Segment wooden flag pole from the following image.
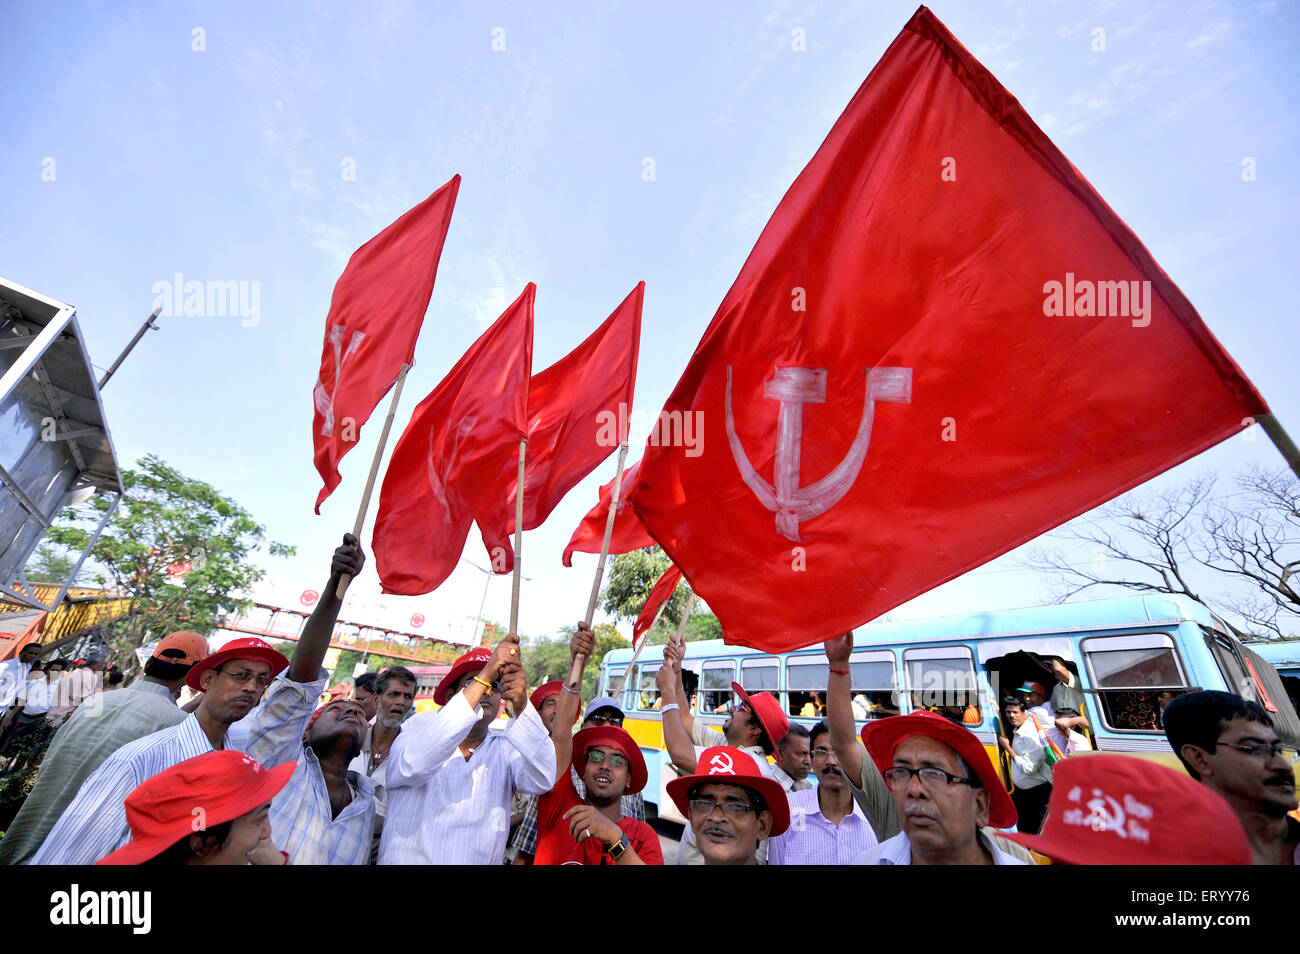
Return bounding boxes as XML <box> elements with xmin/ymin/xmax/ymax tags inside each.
<box><xmin>613</xmin><ymin>588</ymin><xmax>693</xmax><ymax>698</ymax></box>
<box><xmin>568</xmin><ymin>441</ymin><xmax>629</xmax><ymax>689</ymax></box>
<box><xmin>505</xmin><ymin>439</ymin><xmax>527</xmax><ymax>718</ymax></box>
<box><xmin>1257</xmin><ymin>413</ymin><xmax>1300</xmax><ymax>481</ymax></box>
<box><xmin>336</xmin><ymin>363</ymin><xmax>411</xmax><ymax>599</ymax></box>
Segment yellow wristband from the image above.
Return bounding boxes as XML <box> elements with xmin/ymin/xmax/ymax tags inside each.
<box><xmin>471</xmin><ymin>675</ymin><xmax>495</xmax><ymax>692</ymax></box>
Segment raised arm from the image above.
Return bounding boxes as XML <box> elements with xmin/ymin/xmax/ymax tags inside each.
<box><xmin>551</xmin><ymin>623</ymin><xmax>595</xmax><ymax>779</ymax></box>
<box><xmin>825</xmin><ymin>633</ymin><xmax>863</xmax><ymax>782</ymax></box>
<box><xmin>666</xmin><ymin>639</ymin><xmax>695</xmax><ymax>738</ymax></box>
<box><xmin>290</xmin><ymin>534</ymin><xmax>365</xmax><ymax>683</ymax></box>
<box><xmin>657</xmin><ymin>644</ymin><xmax>697</xmax><ymax>774</ymax></box>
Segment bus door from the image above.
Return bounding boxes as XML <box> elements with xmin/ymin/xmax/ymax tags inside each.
<box><xmin>978</xmin><ymin>637</ymin><xmax>1080</xmax><ymax>788</ymax></box>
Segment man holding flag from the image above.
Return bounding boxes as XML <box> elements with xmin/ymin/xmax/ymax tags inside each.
<box><xmin>998</xmin><ymin>699</ymin><xmax>1053</xmax><ymax>836</ymax></box>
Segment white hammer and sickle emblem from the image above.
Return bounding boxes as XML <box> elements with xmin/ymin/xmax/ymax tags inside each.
<box><xmin>725</xmin><ymin>365</ymin><xmax>912</xmax><ymax>542</ymax></box>
<box><xmin>708</xmin><ymin>752</ymin><xmax>735</xmax><ymax>775</ymax></box>
<box><xmin>313</xmin><ymin>323</ymin><xmax>367</xmax><ymax>438</ymax></box>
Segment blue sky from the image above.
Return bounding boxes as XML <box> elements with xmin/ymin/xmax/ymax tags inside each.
<box><xmin>5</xmin><ymin>0</ymin><xmax>1298</xmax><ymax>646</ymax></box>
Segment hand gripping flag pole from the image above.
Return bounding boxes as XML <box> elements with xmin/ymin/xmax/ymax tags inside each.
<box><xmin>614</xmin><ymin>589</ymin><xmax>695</xmax><ymax>699</ymax></box>
<box><xmin>336</xmin><ymin>363</ymin><xmax>411</xmax><ymax>599</ymax></box>
<box><xmin>567</xmin><ymin>441</ymin><xmax>629</xmax><ymax>690</ymax></box>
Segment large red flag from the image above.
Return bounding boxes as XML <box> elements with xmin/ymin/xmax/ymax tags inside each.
<box><xmin>313</xmin><ymin>175</ymin><xmax>460</xmax><ymax>514</ymax></box>
<box><xmin>627</xmin><ymin>7</ymin><xmax>1268</xmax><ymax>653</ymax></box>
<box><xmin>478</xmin><ymin>282</ymin><xmax>644</xmax><ymax>573</ymax></box>
<box><xmin>561</xmin><ymin>458</ymin><xmax>654</xmax><ymax>567</ymax></box>
<box><xmin>633</xmin><ymin>564</ymin><xmax>683</xmax><ymax>649</ymax></box>
<box><xmin>373</xmin><ymin>284</ymin><xmax>534</xmax><ymax>595</ymax></box>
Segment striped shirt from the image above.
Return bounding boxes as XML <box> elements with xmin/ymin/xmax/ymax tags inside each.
<box><xmin>254</xmin><ymin>676</ymin><xmax>377</xmax><ymax>866</ymax></box>
<box><xmin>854</xmin><ymin>829</ymin><xmax>1029</xmax><ymax>865</ymax></box>
<box><xmin>31</xmin><ymin>712</ymin><xmax>227</xmax><ymax>864</ymax></box>
<box><xmin>768</xmin><ymin>786</ymin><xmax>877</xmax><ymax>865</ymax></box>
<box><xmin>378</xmin><ymin>692</ymin><xmax>556</xmax><ymax>865</ymax></box>
<box><xmin>0</xmin><ymin>680</ymin><xmax>186</xmax><ymax>866</ymax></box>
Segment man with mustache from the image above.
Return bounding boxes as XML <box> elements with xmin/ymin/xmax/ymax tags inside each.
<box><xmin>824</xmin><ymin>633</ymin><xmax>1033</xmax><ymax>864</ymax></box>
<box><xmin>666</xmin><ymin>744</ymin><xmax>789</xmax><ymax>865</ymax></box>
<box><xmin>771</xmin><ymin>723</ymin><xmax>814</xmax><ymax>793</ymax></box>
<box><xmin>352</xmin><ymin>672</ymin><xmax>380</xmax><ymax>722</ymax></box>
<box><xmin>769</xmin><ymin>720</ymin><xmax>877</xmax><ymax>864</ymax></box>
<box><xmin>31</xmin><ymin>536</ymin><xmax>363</xmax><ymax>865</ymax></box>
<box><xmin>348</xmin><ymin>665</ymin><xmax>416</xmax><ymax>859</ymax></box>
<box><xmin>1164</xmin><ymin>690</ymin><xmax>1299</xmax><ymax>865</ymax></box>
<box><xmin>378</xmin><ymin>629</ymin><xmax>554</xmax><ymax>864</ymax></box>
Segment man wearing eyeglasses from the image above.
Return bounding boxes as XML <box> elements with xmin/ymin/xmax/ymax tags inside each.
<box><xmin>666</xmin><ymin>744</ymin><xmax>790</xmax><ymax>865</ymax></box>
<box><xmin>530</xmin><ymin>648</ymin><xmax>662</xmax><ymax>865</ymax></box>
<box><xmin>32</xmin><ymin>535</ymin><xmax>370</xmax><ymax>865</ymax></box>
<box><xmin>768</xmin><ymin>720</ymin><xmax>877</xmax><ymax>865</ymax></box>
<box><xmin>1164</xmin><ymin>689</ymin><xmax>1299</xmax><ymax>865</ymax></box>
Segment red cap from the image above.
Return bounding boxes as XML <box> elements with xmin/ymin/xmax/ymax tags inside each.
<box><xmin>150</xmin><ymin>631</ymin><xmax>209</xmax><ymax>666</ymax></box>
<box><xmin>433</xmin><ymin>647</ymin><xmax>493</xmax><ymax>706</ymax></box>
<box><xmin>1016</xmin><ymin>681</ymin><xmax>1048</xmax><ymax>697</ymax></box>
<box><xmin>529</xmin><ymin>680</ymin><xmax>565</xmax><ymax>711</ymax></box>
<box><xmin>862</xmin><ymin>711</ymin><xmax>1017</xmax><ymax>829</ymax></box>
<box><xmin>95</xmin><ymin>750</ymin><xmax>294</xmax><ymax>865</ymax></box>
<box><xmin>730</xmin><ymin>682</ymin><xmax>789</xmax><ymax>750</ymax></box>
<box><xmin>1005</xmin><ymin>754</ymin><xmax>1252</xmax><ymax>865</ymax></box>
<box><xmin>666</xmin><ymin>745</ymin><xmax>790</xmax><ymax>836</ymax></box>
<box><xmin>185</xmin><ymin>637</ymin><xmax>289</xmax><ymax>692</ymax></box>
<box><xmin>572</xmin><ymin>726</ymin><xmax>648</xmax><ymax>795</ymax></box>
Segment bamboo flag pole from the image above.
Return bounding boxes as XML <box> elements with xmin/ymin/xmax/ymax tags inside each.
<box><xmin>336</xmin><ymin>364</ymin><xmax>411</xmax><ymax>599</ymax></box>
<box><xmin>505</xmin><ymin>439</ymin><xmax>527</xmax><ymax>717</ymax></box>
<box><xmin>1257</xmin><ymin>414</ymin><xmax>1300</xmax><ymax>481</ymax></box>
<box><xmin>613</xmin><ymin>588</ymin><xmax>693</xmax><ymax>698</ymax></box>
<box><xmin>567</xmin><ymin>441</ymin><xmax>629</xmax><ymax>688</ymax></box>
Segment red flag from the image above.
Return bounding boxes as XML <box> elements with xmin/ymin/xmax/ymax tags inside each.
<box><xmin>633</xmin><ymin>564</ymin><xmax>683</xmax><ymax>648</ymax></box>
<box><xmin>373</xmin><ymin>284</ymin><xmax>534</xmax><ymax>595</ymax></box>
<box><xmin>627</xmin><ymin>7</ymin><xmax>1268</xmax><ymax>654</ymax></box>
<box><xmin>479</xmin><ymin>282</ymin><xmax>644</xmax><ymax>573</ymax></box>
<box><xmin>561</xmin><ymin>459</ymin><xmax>654</xmax><ymax>567</ymax></box>
<box><xmin>313</xmin><ymin>175</ymin><xmax>460</xmax><ymax>513</ymax></box>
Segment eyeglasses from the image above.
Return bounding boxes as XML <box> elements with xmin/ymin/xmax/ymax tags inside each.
<box><xmin>882</xmin><ymin>766</ymin><xmax>975</xmax><ymax>790</ymax></box>
<box><xmin>219</xmin><ymin>668</ymin><xmax>272</xmax><ymax>688</ymax></box>
<box><xmin>811</xmin><ymin>747</ymin><xmax>835</xmax><ymax>759</ymax></box>
<box><xmin>585</xmin><ymin>713</ymin><xmax>623</xmax><ymax>727</ymax></box>
<box><xmin>1214</xmin><ymin>740</ymin><xmax>1300</xmax><ymax>764</ymax></box>
<box><xmin>587</xmin><ymin>749</ymin><xmax>630</xmax><ymax>769</ymax></box>
<box><xmin>688</xmin><ymin>798</ymin><xmax>755</xmax><ymax>819</ymax></box>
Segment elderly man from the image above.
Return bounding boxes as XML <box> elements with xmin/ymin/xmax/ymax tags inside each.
<box><xmin>0</xmin><ymin>632</ymin><xmax>206</xmax><ymax>865</ymax></box>
<box><xmin>378</xmin><ymin>632</ymin><xmax>555</xmax><ymax>864</ymax></box>
<box><xmin>658</xmin><ymin>638</ymin><xmax>788</xmax><ymax>864</ymax></box>
<box><xmin>348</xmin><ymin>665</ymin><xmax>417</xmax><ymax>816</ymax></box>
<box><xmin>769</xmin><ymin>720</ymin><xmax>877</xmax><ymax>865</ymax></box>
<box><xmin>1164</xmin><ymin>690</ymin><xmax>1299</xmax><ymax>865</ymax></box>
<box><xmin>771</xmin><ymin>722</ymin><xmax>814</xmax><ymax>792</ymax></box>
<box><xmin>666</xmin><ymin>745</ymin><xmax>789</xmax><ymax>865</ymax></box>
<box><xmin>853</xmin><ymin>710</ymin><xmax>1027</xmax><ymax>865</ymax></box>
<box><xmin>824</xmin><ymin>633</ymin><xmax>1033</xmax><ymax>864</ymax></box>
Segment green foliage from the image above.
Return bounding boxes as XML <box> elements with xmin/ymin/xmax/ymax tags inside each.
<box><xmin>23</xmin><ymin>541</ymin><xmax>83</xmax><ymax>585</ymax></box>
<box><xmin>41</xmin><ymin>454</ymin><xmax>295</xmax><ymax>668</ymax></box>
<box><xmin>525</xmin><ymin>623</ymin><xmax>629</xmax><ymax>701</ymax></box>
<box><xmin>599</xmin><ymin>547</ymin><xmax>694</xmax><ymax>626</ymax></box>
<box><xmin>644</xmin><ymin>611</ymin><xmax>721</xmax><ymax>645</ymax></box>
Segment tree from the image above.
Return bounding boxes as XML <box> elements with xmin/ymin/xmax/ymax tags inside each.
<box><xmin>642</xmin><ymin>610</ymin><xmax>721</xmax><ymax>645</ymax></box>
<box><xmin>38</xmin><ymin>454</ymin><xmax>295</xmax><ymax>668</ymax></box>
<box><xmin>599</xmin><ymin>547</ymin><xmax>695</xmax><ymax>627</ymax></box>
<box><xmin>23</xmin><ymin>541</ymin><xmax>84</xmax><ymax>585</ymax></box>
<box><xmin>526</xmin><ymin>623</ymin><xmax>629</xmax><ymax>701</ymax></box>
<box><xmin>1023</xmin><ymin>466</ymin><xmax>1299</xmax><ymax>640</ymax></box>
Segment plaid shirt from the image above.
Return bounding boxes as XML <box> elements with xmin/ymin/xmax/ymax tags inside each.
<box><xmin>251</xmin><ymin>676</ymin><xmax>377</xmax><ymax>866</ymax></box>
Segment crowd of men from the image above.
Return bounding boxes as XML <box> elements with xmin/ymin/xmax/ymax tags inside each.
<box><xmin>0</xmin><ymin>534</ymin><xmax>1295</xmax><ymax>866</ymax></box>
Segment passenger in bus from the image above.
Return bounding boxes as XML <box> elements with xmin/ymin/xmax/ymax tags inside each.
<box><xmin>768</xmin><ymin>721</ymin><xmax>878</xmax><ymax>865</ymax></box>
<box><xmin>998</xmin><ymin>700</ymin><xmax>1053</xmax><ymax>835</ymax></box>
<box><xmin>824</xmin><ymin>633</ymin><xmax>1034</xmax><ymax>863</ymax></box>
<box><xmin>1016</xmin><ymin>681</ymin><xmax>1068</xmax><ymax>754</ymax></box>
<box><xmin>666</xmin><ymin>744</ymin><xmax>789</xmax><ymax>865</ymax></box>
<box><xmin>657</xmin><ymin>638</ymin><xmax>788</xmax><ymax>863</ymax></box>
<box><xmin>1004</xmin><ymin>753</ymin><xmax>1253</xmax><ymax>865</ymax></box>
<box><xmin>1053</xmin><ymin>708</ymin><xmax>1094</xmax><ymax>754</ymax></box>
<box><xmin>1163</xmin><ymin>690</ymin><xmax>1299</xmax><ymax>866</ymax></box>
<box><xmin>1154</xmin><ymin>690</ymin><xmax>1175</xmax><ymax>729</ymax></box>
<box><xmin>1047</xmin><ymin>658</ymin><xmax>1085</xmax><ymax>713</ymax></box>
<box><xmin>771</xmin><ymin>723</ymin><xmax>814</xmax><ymax>793</ymax></box>
<box><xmin>853</xmin><ymin>711</ymin><xmax>1028</xmax><ymax>865</ymax></box>
<box><xmin>530</xmin><ymin>651</ymin><xmax>662</xmax><ymax>865</ymax></box>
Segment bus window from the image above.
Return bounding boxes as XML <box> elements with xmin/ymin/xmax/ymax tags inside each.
<box><xmin>636</xmin><ymin>663</ymin><xmax>661</xmax><ymax>711</ymax></box>
<box><xmin>850</xmin><ymin>650</ymin><xmax>899</xmax><ymax>720</ymax></box>
<box><xmin>701</xmin><ymin>660</ymin><xmax>736</xmax><ymax>714</ymax></box>
<box><xmin>903</xmin><ymin>647</ymin><xmax>980</xmax><ymax>723</ymax></box>
<box><xmin>1082</xmin><ymin>633</ymin><xmax>1189</xmax><ymax>732</ymax></box>
<box><xmin>740</xmin><ymin>658</ymin><xmax>778</xmax><ymax>695</ymax></box>
<box><xmin>604</xmin><ymin>666</ymin><xmax>627</xmax><ymax>700</ymax></box>
<box><xmin>787</xmin><ymin>656</ymin><xmax>829</xmax><ymax>718</ymax></box>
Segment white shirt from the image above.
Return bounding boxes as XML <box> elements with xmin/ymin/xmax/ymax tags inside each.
<box><xmin>854</xmin><ymin>829</ymin><xmax>1029</xmax><ymax>865</ymax></box>
<box><xmin>22</xmin><ymin>675</ymin><xmax>52</xmax><ymax>716</ymax></box>
<box><xmin>378</xmin><ymin>692</ymin><xmax>556</xmax><ymax>865</ymax></box>
<box><xmin>1027</xmin><ymin>701</ymin><xmax>1067</xmax><ymax>754</ymax></box>
<box><xmin>769</xmin><ymin>786</ymin><xmax>877</xmax><ymax>865</ymax></box>
<box><xmin>1006</xmin><ymin>718</ymin><xmax>1052</xmax><ymax>789</ymax></box>
<box><xmin>0</xmin><ymin>659</ymin><xmax>32</xmax><ymax>713</ymax></box>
